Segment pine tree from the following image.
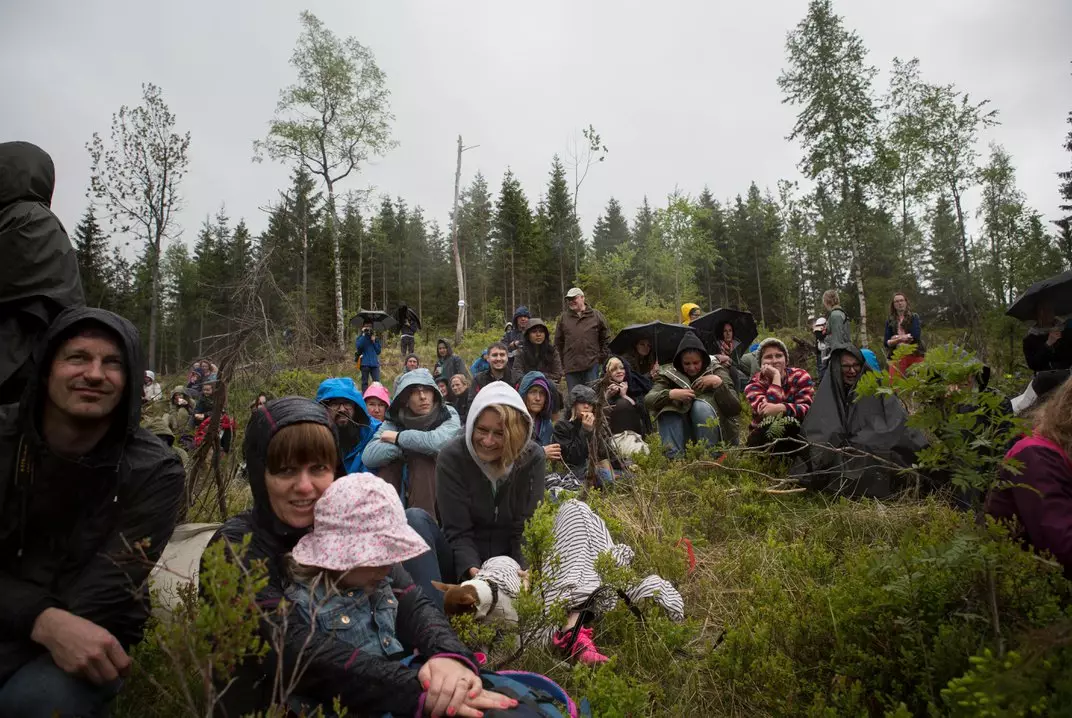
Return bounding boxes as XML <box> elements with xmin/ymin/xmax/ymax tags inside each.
<box><xmin>924</xmin><ymin>195</ymin><xmax>967</xmax><ymax>322</ymax></box>
<box><xmin>456</xmin><ymin>172</ymin><xmax>494</xmax><ymax>327</ymax></box>
<box><xmin>72</xmin><ymin>205</ymin><xmax>110</xmax><ymax>308</ymax></box>
<box><xmin>545</xmin><ymin>156</ymin><xmax>579</xmax><ymax>299</ymax></box>
<box><xmin>493</xmin><ymin>170</ymin><xmax>536</xmax><ymax>315</ymax></box>
<box><xmin>591</xmin><ymin>197</ymin><xmax>630</xmax><ymax>259</ymax></box>
<box><xmin>1056</xmin><ymin>84</ymin><xmax>1072</xmax><ymax>265</ymax></box>
<box><xmin>629</xmin><ymin>197</ymin><xmax>655</xmax><ymax>294</ymax></box>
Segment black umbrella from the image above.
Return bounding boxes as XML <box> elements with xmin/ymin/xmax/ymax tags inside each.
<box><xmin>349</xmin><ymin>310</ymin><xmax>397</xmax><ymax>333</ymax></box>
<box><xmin>609</xmin><ymin>321</ymin><xmax>696</xmax><ymax>364</ymax></box>
<box><xmin>395</xmin><ymin>304</ymin><xmax>421</xmax><ymax>331</ymax></box>
<box><xmin>1007</xmin><ymin>269</ymin><xmax>1072</xmax><ymax>322</ymax></box>
<box><xmin>691</xmin><ymin>308</ymin><xmax>758</xmax><ymax>353</ymax></box>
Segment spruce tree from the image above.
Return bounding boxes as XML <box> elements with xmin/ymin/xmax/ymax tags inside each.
<box><xmin>72</xmin><ymin>205</ymin><xmax>110</xmax><ymax>308</ymax></box>
<box><xmin>592</xmin><ymin>197</ymin><xmax>630</xmax><ymax>259</ymax></box>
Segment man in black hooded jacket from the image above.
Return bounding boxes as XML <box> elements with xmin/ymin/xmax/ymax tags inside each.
<box><xmin>0</xmin><ymin>308</ymin><xmax>184</xmax><ymax>716</ymax></box>
<box><xmin>0</xmin><ymin>142</ymin><xmax>86</xmax><ymax>405</ymax></box>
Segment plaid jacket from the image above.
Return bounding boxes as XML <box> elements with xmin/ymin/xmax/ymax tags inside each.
<box><xmin>745</xmin><ymin>366</ymin><xmax>815</xmax><ymax>430</ymax></box>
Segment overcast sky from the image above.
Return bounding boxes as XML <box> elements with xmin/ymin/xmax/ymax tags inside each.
<box><xmin>2</xmin><ymin>0</ymin><xmax>1069</xmax><ymax>250</ymax></box>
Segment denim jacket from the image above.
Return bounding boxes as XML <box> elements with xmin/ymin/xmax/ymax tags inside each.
<box><xmin>285</xmin><ymin>576</ymin><xmax>404</xmax><ymax>658</ymax></box>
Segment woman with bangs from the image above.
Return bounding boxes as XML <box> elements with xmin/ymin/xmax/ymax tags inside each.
<box><xmin>203</xmin><ymin>397</ymin><xmax>468</xmax><ymax>716</ymax></box>
<box><xmin>436</xmin><ymin>382</ymin><xmax>546</xmax><ymax>583</ymax></box>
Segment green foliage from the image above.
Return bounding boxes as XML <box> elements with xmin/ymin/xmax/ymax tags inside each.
<box><xmin>570</xmin><ymin>660</ymin><xmax>652</xmax><ymax>718</ymax></box>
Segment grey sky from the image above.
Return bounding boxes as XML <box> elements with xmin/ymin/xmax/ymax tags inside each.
<box><xmin>2</xmin><ymin>0</ymin><xmax>1069</xmax><ymax>251</ymax></box>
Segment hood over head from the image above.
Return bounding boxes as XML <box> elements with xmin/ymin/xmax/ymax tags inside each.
<box><xmin>315</xmin><ymin>377</ymin><xmax>372</xmax><ymax>427</ymax></box>
<box><xmin>828</xmin><ymin>344</ymin><xmax>870</xmax><ymax>400</ymax></box>
<box><xmin>464</xmin><ymin>380</ymin><xmax>532</xmax><ymax>470</ymax></box>
<box><xmin>523</xmin><ymin>318</ymin><xmax>550</xmax><ymax>338</ymax></box>
<box><xmin>245</xmin><ymin>396</ymin><xmax>340</xmax><ymax>538</ymax></box>
<box><xmin>388</xmin><ymin>368</ymin><xmax>447</xmax><ymax>423</ymax></box>
<box><xmin>436</xmin><ymin>338</ymin><xmax>454</xmax><ymax>356</ymax></box>
<box><xmin>672</xmin><ymin>332</ymin><xmax>711</xmax><ymax>375</ymax></box>
<box><xmin>0</xmin><ymin>141</ymin><xmax>55</xmax><ymax>208</ymax></box>
<box><xmin>23</xmin><ymin>307</ymin><xmax>145</xmax><ymax>445</ymax></box>
<box><xmin>512</xmin><ymin>305</ymin><xmax>531</xmax><ymax>323</ymax></box>
<box><xmin>170</xmin><ymin>385</ymin><xmax>189</xmax><ymax>399</ymax></box>
<box><xmin>145</xmin><ymin>413</ymin><xmax>174</xmax><ymax>444</ymax></box>
<box><xmin>518</xmin><ymin>370</ymin><xmax>554</xmax><ymax>420</ymax></box>
<box><xmin>680</xmin><ymin>302</ymin><xmax>701</xmax><ymax>325</ymax></box>
<box><xmin>145</xmin><ymin>370</ymin><xmax>156</xmax><ymax>382</ymax></box>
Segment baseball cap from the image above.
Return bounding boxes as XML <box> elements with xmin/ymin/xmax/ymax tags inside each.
<box><xmin>565</xmin><ymin>287</ymin><xmax>584</xmax><ymax>299</ymax></box>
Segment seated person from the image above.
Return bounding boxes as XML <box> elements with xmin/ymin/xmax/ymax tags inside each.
<box><xmin>518</xmin><ymin>371</ymin><xmax>561</xmax><ymax>462</ymax></box>
<box><xmin>513</xmin><ymin>318</ymin><xmax>564</xmax><ymax>383</ymax></box>
<box><xmin>471</xmin><ymin>342</ymin><xmax>513</xmax><ymax>396</ymax></box>
<box><xmin>792</xmin><ymin>345</ymin><xmax>925</xmax><ymax>498</ymax></box>
<box><xmin>622</xmin><ymin>338</ymin><xmax>658</xmax><ymax>380</ymax></box>
<box><xmin>448</xmin><ymin>373</ymin><xmax>473</xmax><ymax>423</ymax></box>
<box><xmin>713</xmin><ymin>321</ymin><xmax>748</xmax><ymax>390</ymax></box>
<box><xmin>362</xmin><ymin>368</ymin><xmax>461</xmax><ymax>519</ymax></box>
<box><xmin>987</xmin><ymin>375</ymin><xmax>1072</xmax><ymax>577</ymax></box>
<box><xmin>554</xmin><ymin>385</ymin><xmax>613</xmax><ymax>482</ymax></box>
<box><xmin>436</xmin><ymin>381</ymin><xmax>546</xmax><ymax>583</ymax></box>
<box><xmin>602</xmin><ymin>356</ymin><xmax>652</xmax><ymax>458</ymax></box>
<box><xmin>645</xmin><ymin>333</ymin><xmax>741</xmax><ymax>457</ymax></box>
<box><xmin>284</xmin><ymin>473</ymin><xmax>515</xmax><ymax>717</ymax></box>
<box><xmin>394</xmin><ymin>354</ymin><xmax>421</xmax><ymax>393</ymax></box>
<box><xmin>435</xmin><ymin>376</ymin><xmax>450</xmax><ymax>398</ymax></box>
<box><xmin>0</xmin><ymin>308</ymin><xmax>183</xmax><ymax>717</ymax></box>
<box><xmin>362</xmin><ymin>382</ymin><xmax>389</xmax><ymax>423</ymax></box>
<box><xmin>744</xmin><ymin>338</ymin><xmax>814</xmax><ymax>452</ymax></box>
<box><xmin>315</xmin><ymin>377</ymin><xmax>379</xmax><ymax>474</ymax></box>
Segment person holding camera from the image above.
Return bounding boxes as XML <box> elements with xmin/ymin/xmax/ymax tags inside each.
<box><xmin>355</xmin><ymin>321</ymin><xmax>382</xmax><ymax>392</ymax></box>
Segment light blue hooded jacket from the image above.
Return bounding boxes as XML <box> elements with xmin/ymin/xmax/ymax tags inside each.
<box><xmin>362</xmin><ymin>368</ymin><xmax>461</xmax><ymax>469</ymax></box>
<box><xmin>315</xmin><ymin>377</ymin><xmax>380</xmax><ymax>474</ymax></box>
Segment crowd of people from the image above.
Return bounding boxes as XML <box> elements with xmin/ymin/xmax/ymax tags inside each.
<box><xmin>4</xmin><ymin>141</ymin><xmax>1072</xmax><ymax>716</ymax></box>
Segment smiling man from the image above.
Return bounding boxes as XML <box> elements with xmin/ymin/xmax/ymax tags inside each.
<box><xmin>0</xmin><ymin>308</ymin><xmax>184</xmax><ymax>717</ymax></box>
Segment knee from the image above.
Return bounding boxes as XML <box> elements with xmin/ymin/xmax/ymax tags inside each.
<box><xmin>0</xmin><ymin>659</ymin><xmax>117</xmax><ymax>716</ymax></box>
<box><xmin>406</xmin><ymin>507</ymin><xmax>436</xmax><ymax>537</ymax></box>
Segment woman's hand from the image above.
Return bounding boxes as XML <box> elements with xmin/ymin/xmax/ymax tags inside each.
<box><xmin>760</xmin><ymin>366</ymin><xmax>781</xmax><ymax>386</ymax></box>
<box><xmin>381</xmin><ymin>430</ymin><xmax>399</xmax><ymax>444</ymax></box>
<box><xmin>715</xmin><ymin>354</ymin><xmax>731</xmax><ymax>365</ymax></box>
<box><xmin>693</xmin><ymin>374</ymin><xmax>722</xmax><ymax>391</ymax></box>
<box><xmin>419</xmin><ymin>657</ymin><xmax>481</xmax><ymax>717</ymax></box>
<box><xmin>650</xmin><ymin>362</ymin><xmax>660</xmax><ymax>378</ymax></box>
<box><xmin>580</xmin><ymin>410</ymin><xmax>597</xmax><ymax>432</ymax></box>
<box><xmin>468</xmin><ymin>567</ymin><xmax>480</xmax><ymax>579</ymax></box>
<box><xmin>461</xmin><ymin>689</ymin><xmax>520</xmax><ymax>716</ymax></box>
<box><xmin>1049</xmin><ymin>330</ymin><xmax>1064</xmax><ymax>347</ymax></box>
<box><xmin>543</xmin><ymin>443</ymin><xmax>562</xmax><ymax>462</ymax></box>
<box><xmin>761</xmin><ymin>402</ymin><xmax>786</xmax><ymax>417</ymax></box>
<box><xmin>669</xmin><ymin>388</ymin><xmax>695</xmax><ymax>403</ymax></box>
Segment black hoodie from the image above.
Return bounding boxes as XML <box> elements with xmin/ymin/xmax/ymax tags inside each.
<box><xmin>0</xmin><ymin>307</ymin><xmax>183</xmax><ymax>680</ymax></box>
<box><xmin>0</xmin><ymin>142</ymin><xmax>85</xmax><ymax>405</ymax></box>
<box><xmin>205</xmin><ymin>397</ymin><xmax>471</xmax><ymax>717</ymax></box>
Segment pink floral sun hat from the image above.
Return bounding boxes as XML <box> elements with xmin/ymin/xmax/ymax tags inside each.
<box><xmin>292</xmin><ymin>473</ymin><xmax>429</xmax><ymax>570</ymax></box>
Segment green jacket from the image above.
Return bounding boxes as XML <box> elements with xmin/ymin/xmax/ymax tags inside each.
<box><xmin>645</xmin><ymin>333</ymin><xmax>741</xmax><ymax>445</ymax></box>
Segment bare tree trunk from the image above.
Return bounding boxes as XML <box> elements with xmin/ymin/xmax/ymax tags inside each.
<box><xmin>854</xmin><ymin>253</ymin><xmax>868</xmax><ymax>348</ymax></box>
<box><xmin>324</xmin><ymin>182</ymin><xmax>344</xmax><ymax>352</ymax></box>
<box><xmin>510</xmin><ymin>249</ymin><xmax>516</xmax><ymax>312</ymax></box>
<box><xmin>450</xmin><ymin>135</ymin><xmax>466</xmax><ymax>345</ymax></box>
<box><xmin>301</xmin><ymin>204</ymin><xmax>309</xmax><ymax>319</ymax></box>
<box><xmin>148</xmin><ymin>231</ymin><xmax>162</xmax><ymax>369</ymax></box>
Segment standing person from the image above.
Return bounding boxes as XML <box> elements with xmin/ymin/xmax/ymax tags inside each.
<box><xmin>502</xmin><ymin>305</ymin><xmax>531</xmax><ymax>369</ymax></box>
<box><xmin>399</xmin><ymin>314</ymin><xmax>417</xmax><ymax>357</ymax></box>
<box><xmin>362</xmin><ymin>369</ymin><xmax>461</xmax><ymax>519</ymax></box>
<box><xmin>202</xmin><ymin>397</ymin><xmax>473</xmax><ymax>716</ymax></box>
<box><xmin>168</xmin><ymin>386</ymin><xmax>194</xmax><ymax>449</ymax></box>
<box><xmin>448</xmin><ymin>374</ymin><xmax>473</xmax><ymax>423</ymax></box>
<box><xmin>680</xmin><ymin>302</ymin><xmax>702</xmax><ymax>325</ymax></box>
<box><xmin>0</xmin><ymin>308</ymin><xmax>184</xmax><ymax>717</ymax></box>
<box><xmin>518</xmin><ymin>371</ymin><xmax>561</xmax><ymax>459</ymax></box>
<box><xmin>0</xmin><ymin>142</ymin><xmax>86</xmax><ymax>406</ymax></box>
<box><xmin>820</xmin><ymin>290</ymin><xmax>852</xmax><ymax>379</ymax></box>
<box><xmin>554</xmin><ymin>287</ymin><xmax>610</xmax><ymax>392</ymax></box>
<box><xmin>745</xmin><ymin>338</ymin><xmax>815</xmax><ymax>451</ymax></box>
<box><xmin>645</xmin><ymin>333</ymin><xmax>741</xmax><ymax>457</ymax></box>
<box><xmin>470</xmin><ymin>342</ymin><xmax>513</xmax><ymax>395</ymax></box>
<box><xmin>362</xmin><ymin>382</ymin><xmax>390</xmax><ymax>423</ymax></box>
<box><xmin>316</xmin><ymin>377</ymin><xmax>379</xmax><ymax>474</ymax></box>
<box><xmin>884</xmin><ymin>292</ymin><xmax>924</xmax><ymax>378</ymax></box>
<box><xmin>433</xmin><ymin>338</ymin><xmax>469</xmax><ymax>383</ymax></box>
<box><xmin>354</xmin><ymin>320</ymin><xmax>382</xmax><ymax>392</ymax></box>
<box><xmin>812</xmin><ymin>317</ymin><xmax>827</xmax><ymax>376</ymax></box>
<box><xmin>436</xmin><ymin>382</ymin><xmax>546</xmax><ymax>583</ymax></box>
<box><xmin>514</xmin><ymin>318</ymin><xmax>565</xmax><ymax>383</ymax></box>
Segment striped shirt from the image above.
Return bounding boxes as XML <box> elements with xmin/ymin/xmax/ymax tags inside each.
<box><xmin>473</xmin><ymin>555</ymin><xmax>523</xmax><ymax>598</ymax></box>
<box><xmin>745</xmin><ymin>366</ymin><xmax>815</xmax><ymax>430</ymax></box>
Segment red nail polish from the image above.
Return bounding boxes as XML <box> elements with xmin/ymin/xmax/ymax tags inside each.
<box><xmin>448</xmin><ymin>708</ymin><xmax>455</xmax><ymax>716</ymax></box>
<box><xmin>422</xmin><ymin>681</ymin><xmax>429</xmax><ymax>690</ymax></box>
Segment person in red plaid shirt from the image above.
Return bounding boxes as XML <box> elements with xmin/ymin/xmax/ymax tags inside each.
<box><xmin>745</xmin><ymin>338</ymin><xmax>815</xmax><ymax>452</ymax></box>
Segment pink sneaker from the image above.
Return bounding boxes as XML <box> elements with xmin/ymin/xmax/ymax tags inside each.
<box><xmin>553</xmin><ymin>626</ymin><xmax>609</xmax><ymax>665</ymax></box>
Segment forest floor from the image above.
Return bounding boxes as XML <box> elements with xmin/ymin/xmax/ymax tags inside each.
<box><xmin>115</xmin><ymin>330</ymin><xmax>1071</xmax><ymax>717</ymax></box>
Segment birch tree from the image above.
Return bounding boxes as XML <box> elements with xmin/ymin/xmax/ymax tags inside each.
<box><xmin>88</xmin><ymin>83</ymin><xmax>189</xmax><ymax>369</ymax></box>
<box><xmin>256</xmin><ymin>11</ymin><xmax>395</xmax><ymax>351</ymax></box>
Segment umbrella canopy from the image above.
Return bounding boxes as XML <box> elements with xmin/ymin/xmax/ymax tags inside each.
<box><xmin>349</xmin><ymin>310</ymin><xmax>397</xmax><ymax>333</ymax></box>
<box><xmin>609</xmin><ymin>321</ymin><xmax>696</xmax><ymax>365</ymax></box>
<box><xmin>395</xmin><ymin>304</ymin><xmax>421</xmax><ymax>331</ymax></box>
<box><xmin>691</xmin><ymin>308</ymin><xmax>758</xmax><ymax>353</ymax></box>
<box><xmin>1007</xmin><ymin>269</ymin><xmax>1072</xmax><ymax>322</ymax></box>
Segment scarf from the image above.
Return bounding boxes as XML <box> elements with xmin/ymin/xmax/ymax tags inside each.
<box><xmin>398</xmin><ymin>405</ymin><xmax>441</xmax><ymax>431</ymax></box>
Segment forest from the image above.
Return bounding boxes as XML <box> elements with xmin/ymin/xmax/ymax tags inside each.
<box><xmin>31</xmin><ymin>0</ymin><xmax>1072</xmax><ymax>715</ymax></box>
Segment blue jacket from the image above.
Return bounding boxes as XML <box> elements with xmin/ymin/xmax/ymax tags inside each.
<box><xmin>883</xmin><ymin>313</ymin><xmax>922</xmax><ymax>358</ymax></box>
<box><xmin>285</xmin><ymin>576</ymin><xmax>404</xmax><ymax>659</ymax></box>
<box><xmin>315</xmin><ymin>377</ymin><xmax>380</xmax><ymax>473</ymax></box>
<box><xmin>355</xmin><ymin>332</ymin><xmax>382</xmax><ymax>368</ymax></box>
<box><xmin>362</xmin><ymin>369</ymin><xmax>461</xmax><ymax>469</ymax></box>
<box><xmin>518</xmin><ymin>371</ymin><xmax>555</xmax><ymax>446</ymax></box>
<box><xmin>470</xmin><ymin>352</ymin><xmax>490</xmax><ymax>378</ymax></box>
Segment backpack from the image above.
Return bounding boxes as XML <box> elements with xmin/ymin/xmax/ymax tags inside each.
<box><xmin>478</xmin><ymin>671</ymin><xmax>590</xmax><ymax>718</ymax></box>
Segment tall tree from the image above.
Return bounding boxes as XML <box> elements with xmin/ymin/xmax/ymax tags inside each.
<box><xmin>88</xmin><ymin>82</ymin><xmax>190</xmax><ymax>367</ymax></box>
<box><xmin>256</xmin><ymin>11</ymin><xmax>395</xmax><ymax>351</ymax></box>
<box><xmin>72</xmin><ymin>204</ymin><xmax>110</xmax><ymax>308</ymax></box>
<box><xmin>456</xmin><ymin>171</ymin><xmax>494</xmax><ymax>327</ymax></box>
<box><xmin>545</xmin><ymin>156</ymin><xmax>579</xmax><ymax>299</ymax></box>
<box><xmin>978</xmin><ymin>144</ymin><xmax>1025</xmax><ymax>307</ymax></box>
<box><xmin>565</xmin><ymin>125</ymin><xmax>608</xmax><ymax>280</ymax></box>
<box><xmin>1056</xmin><ymin>79</ymin><xmax>1072</xmax><ymax>264</ymax></box>
<box><xmin>592</xmin><ymin>197</ymin><xmax>631</xmax><ymax>260</ymax></box>
<box><xmin>779</xmin><ymin>0</ymin><xmax>878</xmax><ymax>346</ymax></box>
<box><xmin>493</xmin><ymin>170</ymin><xmax>535</xmax><ymax>315</ymax></box>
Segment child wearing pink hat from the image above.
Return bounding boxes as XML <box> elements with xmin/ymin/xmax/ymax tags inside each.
<box><xmin>363</xmin><ymin>382</ymin><xmax>390</xmax><ymax>423</ymax></box>
<box><xmin>285</xmin><ymin>473</ymin><xmax>517</xmax><ymax>716</ymax></box>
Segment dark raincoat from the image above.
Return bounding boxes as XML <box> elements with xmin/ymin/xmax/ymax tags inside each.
<box><xmin>0</xmin><ymin>308</ymin><xmax>184</xmax><ymax>681</ymax></box>
<box><xmin>204</xmin><ymin>397</ymin><xmax>472</xmax><ymax>716</ymax></box>
<box><xmin>0</xmin><ymin>142</ymin><xmax>85</xmax><ymax>405</ymax></box>
<box><xmin>792</xmin><ymin>345</ymin><xmax>926</xmax><ymax>498</ymax></box>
